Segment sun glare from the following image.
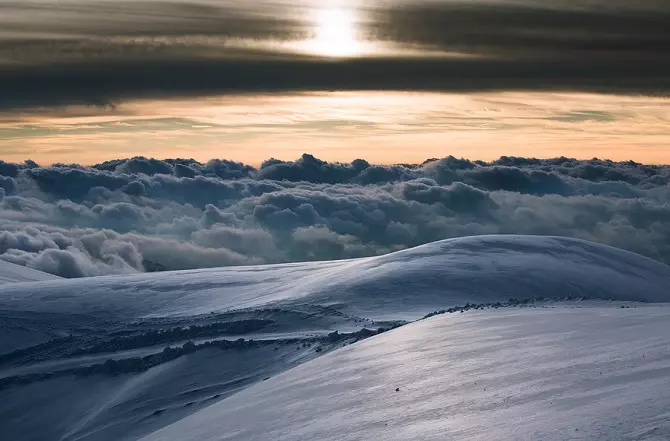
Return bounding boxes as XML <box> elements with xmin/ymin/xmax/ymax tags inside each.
<box><xmin>305</xmin><ymin>8</ymin><xmax>360</xmax><ymax>57</ymax></box>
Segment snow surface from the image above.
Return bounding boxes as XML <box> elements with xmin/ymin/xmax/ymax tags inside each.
<box><xmin>0</xmin><ymin>258</ymin><xmax>61</xmax><ymax>285</ymax></box>
<box><xmin>2</xmin><ymin>235</ymin><xmax>670</xmax><ymax>441</ymax></box>
<box><xmin>143</xmin><ymin>304</ymin><xmax>670</xmax><ymax>441</ymax></box>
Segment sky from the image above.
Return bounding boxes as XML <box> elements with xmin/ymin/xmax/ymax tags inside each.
<box><xmin>1</xmin><ymin>0</ymin><xmax>669</xmax><ymax>165</ymax></box>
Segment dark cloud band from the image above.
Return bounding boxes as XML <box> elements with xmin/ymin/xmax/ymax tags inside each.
<box><xmin>2</xmin><ymin>57</ymin><xmax>669</xmax><ymax>109</ymax></box>
<box><xmin>1</xmin><ymin>0</ymin><xmax>669</xmax><ymax>108</ymax></box>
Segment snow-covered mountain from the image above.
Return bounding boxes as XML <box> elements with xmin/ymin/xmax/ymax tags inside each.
<box><xmin>1</xmin><ymin>235</ymin><xmax>669</xmax><ymax>441</ymax></box>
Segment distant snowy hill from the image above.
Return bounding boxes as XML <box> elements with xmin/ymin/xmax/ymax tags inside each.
<box><xmin>0</xmin><ymin>259</ymin><xmax>61</xmax><ymax>285</ymax></box>
<box><xmin>1</xmin><ymin>235</ymin><xmax>670</xmax><ymax>441</ymax></box>
<box><xmin>143</xmin><ymin>304</ymin><xmax>670</xmax><ymax>441</ymax></box>
<box><xmin>2</xmin><ymin>235</ymin><xmax>669</xmax><ymax>321</ymax></box>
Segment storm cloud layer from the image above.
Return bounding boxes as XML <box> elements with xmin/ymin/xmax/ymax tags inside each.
<box><xmin>1</xmin><ymin>154</ymin><xmax>670</xmax><ymax>278</ymax></box>
<box><xmin>1</xmin><ymin>0</ymin><xmax>669</xmax><ymax>108</ymax></box>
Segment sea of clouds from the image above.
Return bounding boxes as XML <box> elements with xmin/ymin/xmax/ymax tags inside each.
<box><xmin>0</xmin><ymin>154</ymin><xmax>669</xmax><ymax>277</ymax></box>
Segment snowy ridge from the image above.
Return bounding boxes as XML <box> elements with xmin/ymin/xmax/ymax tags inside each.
<box><xmin>2</xmin><ymin>235</ymin><xmax>670</xmax><ymax>321</ymax></box>
<box><xmin>0</xmin><ymin>259</ymin><xmax>61</xmax><ymax>285</ymax></box>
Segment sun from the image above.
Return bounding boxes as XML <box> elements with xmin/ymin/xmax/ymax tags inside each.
<box><xmin>305</xmin><ymin>8</ymin><xmax>361</xmax><ymax>57</ymax></box>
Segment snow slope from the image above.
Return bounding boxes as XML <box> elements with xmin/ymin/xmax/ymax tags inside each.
<box><xmin>2</xmin><ymin>235</ymin><xmax>670</xmax><ymax>321</ymax></box>
<box><xmin>0</xmin><ymin>258</ymin><xmax>61</xmax><ymax>284</ymax></box>
<box><xmin>143</xmin><ymin>304</ymin><xmax>670</xmax><ymax>441</ymax></box>
<box><xmin>2</xmin><ymin>235</ymin><xmax>670</xmax><ymax>441</ymax></box>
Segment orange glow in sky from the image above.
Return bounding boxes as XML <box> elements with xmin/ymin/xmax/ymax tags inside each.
<box><xmin>1</xmin><ymin>91</ymin><xmax>669</xmax><ymax>165</ymax></box>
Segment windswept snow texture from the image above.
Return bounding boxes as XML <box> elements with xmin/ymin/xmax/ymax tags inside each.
<box><xmin>1</xmin><ymin>235</ymin><xmax>670</xmax><ymax>322</ymax></box>
<box><xmin>0</xmin><ymin>259</ymin><xmax>61</xmax><ymax>284</ymax></box>
<box><xmin>2</xmin><ymin>235</ymin><xmax>670</xmax><ymax>441</ymax></box>
<box><xmin>144</xmin><ymin>304</ymin><xmax>670</xmax><ymax>441</ymax></box>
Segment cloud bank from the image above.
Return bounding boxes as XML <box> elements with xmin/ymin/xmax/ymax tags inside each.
<box><xmin>1</xmin><ymin>154</ymin><xmax>670</xmax><ymax>278</ymax></box>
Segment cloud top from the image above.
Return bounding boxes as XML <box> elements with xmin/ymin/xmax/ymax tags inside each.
<box><xmin>2</xmin><ymin>154</ymin><xmax>670</xmax><ymax>278</ymax></box>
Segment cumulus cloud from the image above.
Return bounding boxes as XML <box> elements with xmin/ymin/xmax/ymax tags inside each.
<box><xmin>1</xmin><ymin>154</ymin><xmax>670</xmax><ymax>278</ymax></box>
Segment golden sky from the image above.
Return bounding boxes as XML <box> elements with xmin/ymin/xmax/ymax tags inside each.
<box><xmin>1</xmin><ymin>91</ymin><xmax>669</xmax><ymax>165</ymax></box>
<box><xmin>1</xmin><ymin>1</ymin><xmax>668</xmax><ymax>165</ymax></box>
